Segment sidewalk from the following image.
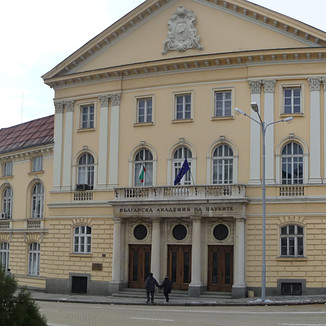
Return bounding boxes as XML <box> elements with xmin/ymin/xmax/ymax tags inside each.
<box><xmin>30</xmin><ymin>290</ymin><xmax>326</xmax><ymax>306</ymax></box>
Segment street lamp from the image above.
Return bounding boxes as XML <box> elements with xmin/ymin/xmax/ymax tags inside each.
<box><xmin>235</xmin><ymin>103</ymin><xmax>293</xmax><ymax>302</ymax></box>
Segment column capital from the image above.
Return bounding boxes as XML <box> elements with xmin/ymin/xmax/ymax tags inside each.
<box><xmin>248</xmin><ymin>80</ymin><xmax>262</xmax><ymax>94</ymax></box>
<box><xmin>262</xmin><ymin>80</ymin><xmax>276</xmax><ymax>93</ymax></box>
<box><xmin>190</xmin><ymin>216</ymin><xmax>202</xmax><ymax>221</ymax></box>
<box><xmin>308</xmin><ymin>77</ymin><xmax>321</xmax><ymax>91</ymax></box>
<box><xmin>98</xmin><ymin>95</ymin><xmax>110</xmax><ymax>107</ymax></box>
<box><xmin>109</xmin><ymin>93</ymin><xmax>121</xmax><ymax>106</ymax></box>
<box><xmin>54</xmin><ymin>101</ymin><xmax>64</xmax><ymax>114</ymax></box>
<box><xmin>65</xmin><ymin>100</ymin><xmax>74</xmax><ymax>112</ymax></box>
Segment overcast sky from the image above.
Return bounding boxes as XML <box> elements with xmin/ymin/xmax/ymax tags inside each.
<box><xmin>1</xmin><ymin>0</ymin><xmax>325</xmax><ymax>128</ymax></box>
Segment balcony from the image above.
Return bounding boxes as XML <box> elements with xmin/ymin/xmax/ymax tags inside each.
<box><xmin>114</xmin><ymin>184</ymin><xmax>246</xmax><ymax>202</ymax></box>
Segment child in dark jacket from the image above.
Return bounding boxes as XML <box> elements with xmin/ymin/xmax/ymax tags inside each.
<box><xmin>160</xmin><ymin>276</ymin><xmax>172</xmax><ymax>302</ymax></box>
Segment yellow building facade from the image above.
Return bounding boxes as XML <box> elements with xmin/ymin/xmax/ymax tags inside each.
<box><xmin>1</xmin><ymin>0</ymin><xmax>326</xmax><ymax>298</ymax></box>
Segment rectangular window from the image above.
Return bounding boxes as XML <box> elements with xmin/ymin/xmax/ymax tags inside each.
<box><xmin>3</xmin><ymin>162</ymin><xmax>12</xmax><ymax>176</ymax></box>
<box><xmin>81</xmin><ymin>105</ymin><xmax>95</xmax><ymax>129</ymax></box>
<box><xmin>32</xmin><ymin>156</ymin><xmax>43</xmax><ymax>172</ymax></box>
<box><xmin>175</xmin><ymin>94</ymin><xmax>191</xmax><ymax>120</ymax></box>
<box><xmin>214</xmin><ymin>91</ymin><xmax>232</xmax><ymax>117</ymax></box>
<box><xmin>283</xmin><ymin>87</ymin><xmax>301</xmax><ymax>114</ymax></box>
<box><xmin>137</xmin><ymin>98</ymin><xmax>152</xmax><ymax>123</ymax></box>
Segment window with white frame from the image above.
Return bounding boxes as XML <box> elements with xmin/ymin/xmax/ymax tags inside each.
<box><xmin>173</xmin><ymin>147</ymin><xmax>192</xmax><ymax>185</ymax></box>
<box><xmin>212</xmin><ymin>145</ymin><xmax>233</xmax><ymax>184</ymax></box>
<box><xmin>134</xmin><ymin>149</ymin><xmax>153</xmax><ymax>186</ymax></box>
<box><xmin>32</xmin><ymin>156</ymin><xmax>43</xmax><ymax>172</ymax></box>
<box><xmin>3</xmin><ymin>162</ymin><xmax>12</xmax><ymax>177</ymax></box>
<box><xmin>3</xmin><ymin>186</ymin><xmax>13</xmax><ymax>219</ymax></box>
<box><xmin>31</xmin><ymin>183</ymin><xmax>44</xmax><ymax>218</ymax></box>
<box><xmin>283</xmin><ymin>87</ymin><xmax>301</xmax><ymax>114</ymax></box>
<box><xmin>74</xmin><ymin>226</ymin><xmax>92</xmax><ymax>254</ymax></box>
<box><xmin>77</xmin><ymin>153</ymin><xmax>94</xmax><ymax>189</ymax></box>
<box><xmin>81</xmin><ymin>104</ymin><xmax>95</xmax><ymax>129</ymax></box>
<box><xmin>281</xmin><ymin>142</ymin><xmax>303</xmax><ymax>184</ymax></box>
<box><xmin>0</xmin><ymin>242</ymin><xmax>9</xmax><ymax>271</ymax></box>
<box><xmin>28</xmin><ymin>242</ymin><xmax>40</xmax><ymax>276</ymax></box>
<box><xmin>136</xmin><ymin>98</ymin><xmax>152</xmax><ymax>123</ymax></box>
<box><xmin>214</xmin><ymin>91</ymin><xmax>232</xmax><ymax>117</ymax></box>
<box><xmin>280</xmin><ymin>225</ymin><xmax>304</xmax><ymax>257</ymax></box>
<box><xmin>175</xmin><ymin>94</ymin><xmax>191</xmax><ymax>120</ymax></box>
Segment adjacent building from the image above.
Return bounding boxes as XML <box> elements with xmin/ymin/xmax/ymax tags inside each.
<box><xmin>1</xmin><ymin>0</ymin><xmax>326</xmax><ymax>298</ymax></box>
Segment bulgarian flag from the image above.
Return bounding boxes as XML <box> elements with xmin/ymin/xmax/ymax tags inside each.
<box><xmin>138</xmin><ymin>164</ymin><xmax>146</xmax><ymax>183</ymax></box>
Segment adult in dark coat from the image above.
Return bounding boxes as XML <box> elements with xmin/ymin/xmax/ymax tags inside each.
<box><xmin>160</xmin><ymin>276</ymin><xmax>172</xmax><ymax>302</ymax></box>
<box><xmin>145</xmin><ymin>272</ymin><xmax>159</xmax><ymax>303</ymax></box>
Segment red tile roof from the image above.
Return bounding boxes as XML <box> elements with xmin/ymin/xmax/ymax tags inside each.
<box><xmin>0</xmin><ymin>115</ymin><xmax>54</xmax><ymax>154</ymax></box>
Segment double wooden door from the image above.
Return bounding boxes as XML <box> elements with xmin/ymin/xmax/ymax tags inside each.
<box><xmin>168</xmin><ymin>245</ymin><xmax>191</xmax><ymax>290</ymax></box>
<box><xmin>207</xmin><ymin>245</ymin><xmax>233</xmax><ymax>292</ymax></box>
<box><xmin>128</xmin><ymin>244</ymin><xmax>151</xmax><ymax>288</ymax></box>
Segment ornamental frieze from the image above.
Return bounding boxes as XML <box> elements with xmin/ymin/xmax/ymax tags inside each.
<box><xmin>162</xmin><ymin>6</ymin><xmax>203</xmax><ymax>55</ymax></box>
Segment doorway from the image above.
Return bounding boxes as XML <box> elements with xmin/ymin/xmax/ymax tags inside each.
<box><xmin>207</xmin><ymin>245</ymin><xmax>233</xmax><ymax>292</ymax></box>
<box><xmin>128</xmin><ymin>244</ymin><xmax>151</xmax><ymax>288</ymax></box>
<box><xmin>168</xmin><ymin>245</ymin><xmax>191</xmax><ymax>290</ymax></box>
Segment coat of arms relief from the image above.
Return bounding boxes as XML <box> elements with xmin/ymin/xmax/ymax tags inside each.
<box><xmin>162</xmin><ymin>6</ymin><xmax>203</xmax><ymax>55</ymax></box>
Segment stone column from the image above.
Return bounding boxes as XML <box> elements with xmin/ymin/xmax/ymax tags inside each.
<box><xmin>189</xmin><ymin>217</ymin><xmax>202</xmax><ymax>297</ymax></box>
<box><xmin>263</xmin><ymin>80</ymin><xmax>276</xmax><ymax>184</ymax></box>
<box><xmin>232</xmin><ymin>217</ymin><xmax>246</xmax><ymax>298</ymax></box>
<box><xmin>62</xmin><ymin>101</ymin><xmax>74</xmax><ymax>191</ymax></box>
<box><xmin>151</xmin><ymin>218</ymin><xmax>161</xmax><ymax>281</ymax></box>
<box><xmin>248</xmin><ymin>80</ymin><xmax>262</xmax><ymax>184</ymax></box>
<box><xmin>52</xmin><ymin>101</ymin><xmax>64</xmax><ymax>191</ymax></box>
<box><xmin>108</xmin><ymin>93</ymin><xmax>121</xmax><ymax>187</ymax></box>
<box><xmin>109</xmin><ymin>218</ymin><xmax>122</xmax><ymax>294</ymax></box>
<box><xmin>308</xmin><ymin>78</ymin><xmax>322</xmax><ymax>183</ymax></box>
<box><xmin>97</xmin><ymin>95</ymin><xmax>110</xmax><ymax>189</ymax></box>
<box><xmin>323</xmin><ymin>78</ymin><xmax>326</xmax><ymax>183</ymax></box>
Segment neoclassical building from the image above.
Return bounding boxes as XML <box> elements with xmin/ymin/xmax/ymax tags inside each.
<box><xmin>1</xmin><ymin>0</ymin><xmax>326</xmax><ymax>298</ymax></box>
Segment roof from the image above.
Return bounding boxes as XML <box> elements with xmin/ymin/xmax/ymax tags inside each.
<box><xmin>0</xmin><ymin>115</ymin><xmax>54</xmax><ymax>154</ymax></box>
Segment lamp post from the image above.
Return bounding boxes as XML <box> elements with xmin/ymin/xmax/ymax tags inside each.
<box><xmin>235</xmin><ymin>103</ymin><xmax>293</xmax><ymax>302</ymax></box>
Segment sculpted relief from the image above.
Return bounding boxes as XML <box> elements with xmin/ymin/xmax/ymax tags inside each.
<box><xmin>162</xmin><ymin>6</ymin><xmax>203</xmax><ymax>55</ymax></box>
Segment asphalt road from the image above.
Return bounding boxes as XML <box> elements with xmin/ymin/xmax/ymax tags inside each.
<box><xmin>37</xmin><ymin>301</ymin><xmax>326</xmax><ymax>326</ymax></box>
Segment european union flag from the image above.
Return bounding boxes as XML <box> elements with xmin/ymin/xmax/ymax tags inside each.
<box><xmin>174</xmin><ymin>159</ymin><xmax>190</xmax><ymax>185</ymax></box>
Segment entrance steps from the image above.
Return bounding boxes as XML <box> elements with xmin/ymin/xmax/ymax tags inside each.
<box><xmin>111</xmin><ymin>288</ymin><xmax>231</xmax><ymax>299</ymax></box>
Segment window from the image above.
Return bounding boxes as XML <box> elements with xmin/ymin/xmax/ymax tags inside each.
<box><xmin>28</xmin><ymin>242</ymin><xmax>40</xmax><ymax>276</ymax></box>
<box><xmin>81</xmin><ymin>105</ymin><xmax>95</xmax><ymax>129</ymax></box>
<box><xmin>77</xmin><ymin>153</ymin><xmax>94</xmax><ymax>189</ymax></box>
<box><xmin>280</xmin><ymin>225</ymin><xmax>304</xmax><ymax>257</ymax></box>
<box><xmin>74</xmin><ymin>226</ymin><xmax>92</xmax><ymax>254</ymax></box>
<box><xmin>3</xmin><ymin>162</ymin><xmax>12</xmax><ymax>177</ymax></box>
<box><xmin>0</xmin><ymin>242</ymin><xmax>9</xmax><ymax>270</ymax></box>
<box><xmin>283</xmin><ymin>87</ymin><xmax>301</xmax><ymax>114</ymax></box>
<box><xmin>31</xmin><ymin>183</ymin><xmax>44</xmax><ymax>218</ymax></box>
<box><xmin>3</xmin><ymin>186</ymin><xmax>13</xmax><ymax>219</ymax></box>
<box><xmin>173</xmin><ymin>147</ymin><xmax>192</xmax><ymax>185</ymax></box>
<box><xmin>32</xmin><ymin>156</ymin><xmax>43</xmax><ymax>172</ymax></box>
<box><xmin>281</xmin><ymin>142</ymin><xmax>303</xmax><ymax>184</ymax></box>
<box><xmin>137</xmin><ymin>98</ymin><xmax>152</xmax><ymax>123</ymax></box>
<box><xmin>214</xmin><ymin>91</ymin><xmax>232</xmax><ymax>117</ymax></box>
<box><xmin>134</xmin><ymin>149</ymin><xmax>153</xmax><ymax>186</ymax></box>
<box><xmin>175</xmin><ymin>94</ymin><xmax>191</xmax><ymax>120</ymax></box>
<box><xmin>212</xmin><ymin>145</ymin><xmax>233</xmax><ymax>184</ymax></box>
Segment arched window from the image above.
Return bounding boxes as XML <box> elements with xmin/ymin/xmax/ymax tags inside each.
<box><xmin>74</xmin><ymin>226</ymin><xmax>92</xmax><ymax>254</ymax></box>
<box><xmin>0</xmin><ymin>242</ymin><xmax>9</xmax><ymax>270</ymax></box>
<box><xmin>31</xmin><ymin>183</ymin><xmax>44</xmax><ymax>219</ymax></box>
<box><xmin>280</xmin><ymin>225</ymin><xmax>304</xmax><ymax>257</ymax></box>
<box><xmin>77</xmin><ymin>153</ymin><xmax>94</xmax><ymax>190</ymax></box>
<box><xmin>134</xmin><ymin>149</ymin><xmax>153</xmax><ymax>186</ymax></box>
<box><xmin>212</xmin><ymin>144</ymin><xmax>233</xmax><ymax>184</ymax></box>
<box><xmin>28</xmin><ymin>242</ymin><xmax>40</xmax><ymax>276</ymax></box>
<box><xmin>173</xmin><ymin>147</ymin><xmax>192</xmax><ymax>185</ymax></box>
<box><xmin>281</xmin><ymin>142</ymin><xmax>303</xmax><ymax>184</ymax></box>
<box><xmin>3</xmin><ymin>186</ymin><xmax>13</xmax><ymax>219</ymax></box>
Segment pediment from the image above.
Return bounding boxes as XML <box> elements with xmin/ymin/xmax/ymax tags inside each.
<box><xmin>43</xmin><ymin>0</ymin><xmax>326</xmax><ymax>85</ymax></box>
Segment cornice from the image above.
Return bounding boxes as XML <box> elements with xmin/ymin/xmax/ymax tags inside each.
<box><xmin>47</xmin><ymin>48</ymin><xmax>326</xmax><ymax>90</ymax></box>
<box><xmin>43</xmin><ymin>0</ymin><xmax>326</xmax><ymax>83</ymax></box>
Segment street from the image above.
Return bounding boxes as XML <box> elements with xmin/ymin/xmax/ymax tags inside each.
<box><xmin>37</xmin><ymin>301</ymin><xmax>326</xmax><ymax>326</ymax></box>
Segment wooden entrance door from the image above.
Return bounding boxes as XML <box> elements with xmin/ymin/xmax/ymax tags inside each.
<box><xmin>207</xmin><ymin>245</ymin><xmax>233</xmax><ymax>292</ymax></box>
<box><xmin>129</xmin><ymin>244</ymin><xmax>151</xmax><ymax>288</ymax></box>
<box><xmin>168</xmin><ymin>245</ymin><xmax>191</xmax><ymax>290</ymax></box>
